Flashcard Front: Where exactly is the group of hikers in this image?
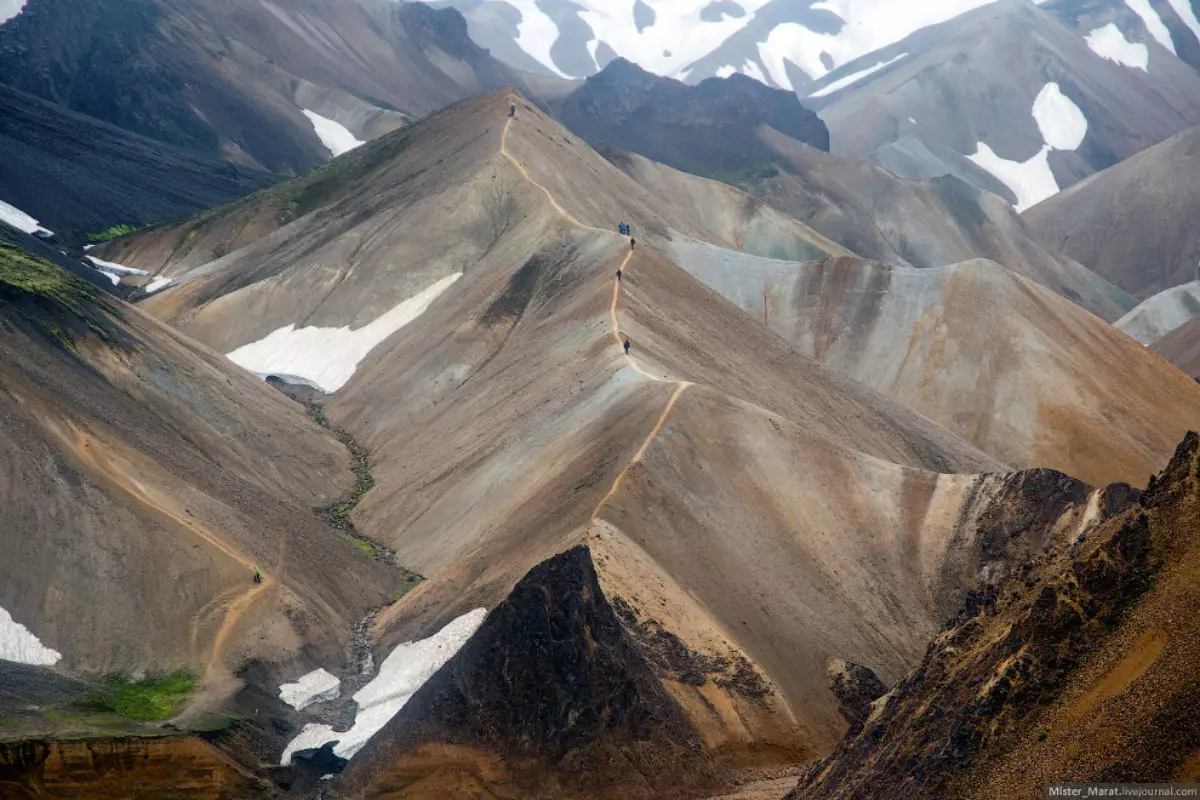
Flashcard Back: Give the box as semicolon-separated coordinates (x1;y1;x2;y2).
619;222;636;251
503;104;636;365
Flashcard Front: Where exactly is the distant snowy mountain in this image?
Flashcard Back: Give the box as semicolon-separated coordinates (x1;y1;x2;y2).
420;0;1200;90
423;0;1014;85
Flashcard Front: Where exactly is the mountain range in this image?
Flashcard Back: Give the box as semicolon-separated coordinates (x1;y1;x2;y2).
4;0;1200;797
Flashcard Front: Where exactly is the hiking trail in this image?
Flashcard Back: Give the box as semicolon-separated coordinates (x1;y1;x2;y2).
499;102;696;534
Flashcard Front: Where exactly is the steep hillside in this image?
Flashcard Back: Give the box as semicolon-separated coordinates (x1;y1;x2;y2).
672;250;1200;488
93;91;850;354
0;84;275;243
611;136;1133;321
552;58;829;181
788;431;1200;799
1153;316;1200;377
89;91;1084;769
0;225;392;703
1115;281;1200;344
0;0;526;172
814;0;1200;210
1025;125;1200;299
74;92;1194;795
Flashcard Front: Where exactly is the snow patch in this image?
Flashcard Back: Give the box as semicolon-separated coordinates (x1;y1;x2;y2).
0;0;26;25
1032;82;1087;151
0;199;52;236
226;272;462;394
810;53;907;98
145;276;174;294
510;0;571;78
301;110;366;158
0;605;61;666
1125;0;1176;53
741;58;768;84
758;22;839;86
1086;23;1150;70
969;83;1087;212
85;256;149;276
1166;0;1200;46
279;669;341;711
967;144;1058;213
280;608;487;765
85;255;149;287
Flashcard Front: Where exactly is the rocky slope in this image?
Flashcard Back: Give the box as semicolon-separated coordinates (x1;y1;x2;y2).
672;252;1200;488
1153;317;1200;378
333;546;720;800
1024;124;1200;300
551;58;829;182
0;83;275;243
0;0;525;172
1114;280;1200;344
0;224;392;695
787;430;1200;799
89;94;1182;781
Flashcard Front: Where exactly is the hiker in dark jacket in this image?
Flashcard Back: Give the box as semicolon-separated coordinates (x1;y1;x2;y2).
623;339;631;355
616;268;623;282
630;238;636;251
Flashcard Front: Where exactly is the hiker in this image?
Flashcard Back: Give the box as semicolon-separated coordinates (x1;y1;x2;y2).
630;238;636;251
623;339;631;355
509;103;516;118
618;222;625;235
616;268;622;282
253;565;261;584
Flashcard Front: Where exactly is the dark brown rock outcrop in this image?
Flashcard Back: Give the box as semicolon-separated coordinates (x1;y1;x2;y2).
787;432;1200;800
333;545;720;800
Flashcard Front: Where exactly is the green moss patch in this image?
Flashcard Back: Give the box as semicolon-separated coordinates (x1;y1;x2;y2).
80;672;197;721
0;240;96;313
85;223;146;243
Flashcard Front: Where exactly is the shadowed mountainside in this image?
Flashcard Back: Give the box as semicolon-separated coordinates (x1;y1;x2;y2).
0;83;275;242
0;0;531;172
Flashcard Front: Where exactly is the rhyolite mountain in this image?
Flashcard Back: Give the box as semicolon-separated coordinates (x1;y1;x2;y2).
1025;124;1200;300
567;59;1133;322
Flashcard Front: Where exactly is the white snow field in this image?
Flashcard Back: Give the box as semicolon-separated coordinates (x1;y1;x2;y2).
968;82;1088;211
1116;281;1200;345
1166;0;1200;47
145;276;174;294
1125;0;1176;54
810;53;907;98
279;668;341;711
226;272;462;393
84;255;150;287
1086;23;1150;71
0;0;25;25
301;110;366;158
1032;82;1088;150
0;199;52;236
0;605;61;666
421;0;1003;82
280;608;488;765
